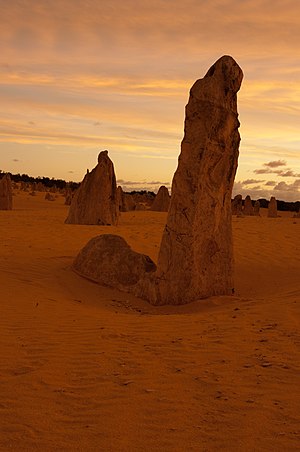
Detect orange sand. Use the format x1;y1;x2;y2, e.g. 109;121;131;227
0;191;299;451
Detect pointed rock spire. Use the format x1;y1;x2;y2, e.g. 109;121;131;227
65;150;119;225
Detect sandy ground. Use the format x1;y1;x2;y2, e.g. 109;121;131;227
0;191;299;451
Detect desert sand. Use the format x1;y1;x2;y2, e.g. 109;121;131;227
0;190;299;451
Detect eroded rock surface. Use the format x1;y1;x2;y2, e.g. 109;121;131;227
124;194;136;211
65;151;119;225
73;56;243;305
150;186;170;212
243;195;254;216
0;174;13;210
253;200;260;216
73;234;156;291
45;193;55;201
232;194;243;215
268;196;278;218
138;55;243;304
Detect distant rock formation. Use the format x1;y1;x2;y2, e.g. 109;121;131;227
253;200;260;216
73;55;243;305
135;202;146;211
64;189;73;206
116;186;124;211
132;192;155;208
268;196;278;218
243;195;254;216
124;194;136;211
115;191;135;212
45;193;55;201
116;186;133;212
37;182;45;192
65;151;119;225
150;186;170;212
0;174;13;210
73;235;156;291
231;194;243;216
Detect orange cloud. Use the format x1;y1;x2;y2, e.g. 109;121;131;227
0;1;299;200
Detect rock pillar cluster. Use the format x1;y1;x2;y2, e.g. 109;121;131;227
73;56;243;306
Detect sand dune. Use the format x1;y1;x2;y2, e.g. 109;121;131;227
0;191;299;451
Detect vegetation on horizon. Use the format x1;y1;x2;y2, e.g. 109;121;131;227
0;170;299;211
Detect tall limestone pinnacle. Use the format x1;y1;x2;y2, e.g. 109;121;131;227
65;150;119;225
73;56;243;305
139;55;244;304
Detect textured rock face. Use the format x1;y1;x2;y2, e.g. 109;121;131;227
0;174;13;210
64;189;73;206
268;196;277;218
253;200;260;216
231;194;243;215
135;202;146;211
116;186;134;212
116;186;124;211
150;186;170;212
73;234;156;291
65;151;119;225
243;195;254;216
139;55;243;305
37;182;45;192
124;194;136;211
73;56;243;306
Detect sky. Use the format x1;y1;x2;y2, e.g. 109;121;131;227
0;0;299;201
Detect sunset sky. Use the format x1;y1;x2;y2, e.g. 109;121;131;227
0;0;299;201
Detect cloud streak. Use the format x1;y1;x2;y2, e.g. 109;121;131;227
254;167;300;177
264;160;287;168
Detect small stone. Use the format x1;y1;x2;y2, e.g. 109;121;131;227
122;380;134;386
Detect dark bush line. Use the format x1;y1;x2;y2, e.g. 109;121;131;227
263;198;299;213
1;170;299;211
0;170;80;191
240;197;299;212
127;190;156;197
